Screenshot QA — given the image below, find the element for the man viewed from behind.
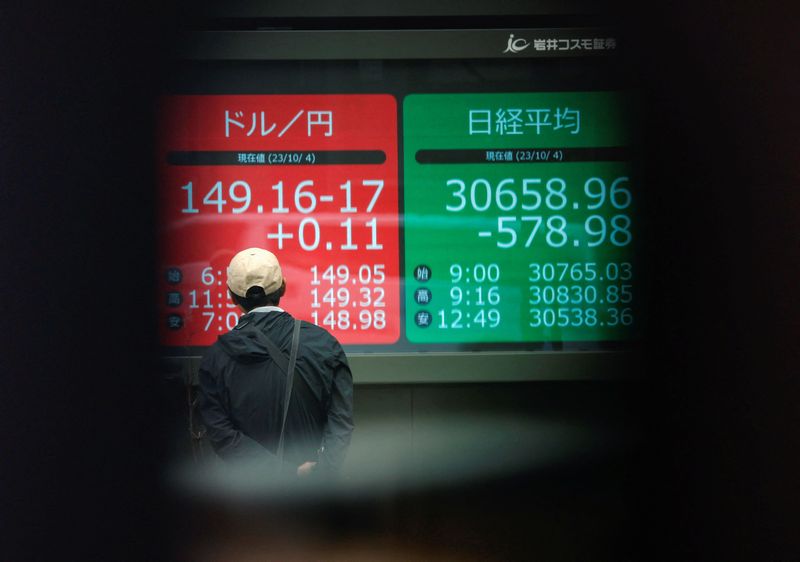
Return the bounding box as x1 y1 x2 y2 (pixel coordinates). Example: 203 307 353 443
197 248 354 478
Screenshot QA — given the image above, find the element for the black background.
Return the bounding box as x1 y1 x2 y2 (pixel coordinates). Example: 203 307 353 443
2 1 798 559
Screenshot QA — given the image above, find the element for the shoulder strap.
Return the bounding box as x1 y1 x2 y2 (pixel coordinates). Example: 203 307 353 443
277 319 301 461
248 318 302 464
250 325 289 375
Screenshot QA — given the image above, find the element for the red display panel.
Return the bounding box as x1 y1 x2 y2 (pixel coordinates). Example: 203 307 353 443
157 95 399 346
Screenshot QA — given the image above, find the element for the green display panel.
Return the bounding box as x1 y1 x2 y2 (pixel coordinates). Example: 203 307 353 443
403 92 639 344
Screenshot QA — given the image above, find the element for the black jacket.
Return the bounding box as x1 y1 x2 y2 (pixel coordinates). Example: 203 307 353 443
197 310 354 474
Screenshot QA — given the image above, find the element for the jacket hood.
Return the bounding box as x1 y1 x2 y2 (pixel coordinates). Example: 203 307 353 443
217 316 273 364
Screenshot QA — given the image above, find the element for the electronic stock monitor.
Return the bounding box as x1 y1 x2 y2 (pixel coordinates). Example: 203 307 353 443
157 27 643 382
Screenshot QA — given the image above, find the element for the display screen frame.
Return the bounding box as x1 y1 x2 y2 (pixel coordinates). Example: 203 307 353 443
158 26 645 382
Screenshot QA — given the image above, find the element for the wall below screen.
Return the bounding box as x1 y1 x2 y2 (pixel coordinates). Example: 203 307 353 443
345 380 640 480
350 383 641 560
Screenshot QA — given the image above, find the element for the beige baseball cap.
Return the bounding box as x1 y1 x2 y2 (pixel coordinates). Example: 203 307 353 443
226 248 284 297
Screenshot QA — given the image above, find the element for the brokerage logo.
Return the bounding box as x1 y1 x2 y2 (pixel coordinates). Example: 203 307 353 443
503 33 530 54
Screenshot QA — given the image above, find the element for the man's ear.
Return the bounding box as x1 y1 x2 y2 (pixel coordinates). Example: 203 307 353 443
278 280 286 298
229 288 246 312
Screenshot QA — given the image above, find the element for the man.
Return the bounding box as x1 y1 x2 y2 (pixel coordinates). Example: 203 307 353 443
197 247 354 478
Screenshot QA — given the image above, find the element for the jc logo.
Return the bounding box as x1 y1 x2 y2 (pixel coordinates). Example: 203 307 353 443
503 34 530 54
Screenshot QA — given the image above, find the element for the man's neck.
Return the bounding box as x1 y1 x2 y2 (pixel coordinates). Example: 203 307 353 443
248 305 285 314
